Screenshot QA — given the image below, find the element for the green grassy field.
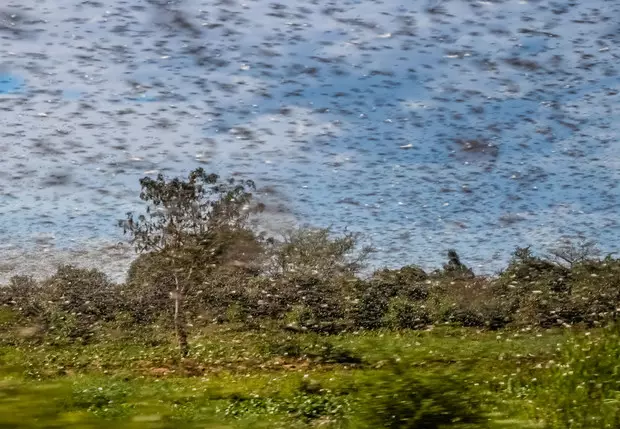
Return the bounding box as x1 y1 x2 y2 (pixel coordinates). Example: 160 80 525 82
1 321 618 429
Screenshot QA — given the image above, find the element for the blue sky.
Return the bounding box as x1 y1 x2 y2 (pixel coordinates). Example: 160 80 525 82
0 0 619 281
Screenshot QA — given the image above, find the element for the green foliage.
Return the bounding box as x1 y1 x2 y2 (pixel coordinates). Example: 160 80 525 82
283 305 314 330
260 334 363 365
225 302 250 324
120 168 264 314
426 278 511 329
370 265 430 301
354 287 389 330
313 342 362 365
120 168 265 356
3 243 618 340
353 266 430 330
0 378 213 429
123 228 263 323
224 388 351 423
383 297 431 330
501 246 568 286
0 307 18 327
563 258 620 325
46 311 88 343
267 227 372 281
352 365 485 429
41 266 118 320
0 275 43 319
36 266 120 342
494 247 619 327
279 275 347 330
532 323 620 428
120 168 260 253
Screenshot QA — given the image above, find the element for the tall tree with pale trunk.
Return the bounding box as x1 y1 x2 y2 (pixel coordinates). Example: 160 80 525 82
120 168 262 356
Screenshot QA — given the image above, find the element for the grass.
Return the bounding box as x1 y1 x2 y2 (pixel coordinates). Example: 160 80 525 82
0 322 616 428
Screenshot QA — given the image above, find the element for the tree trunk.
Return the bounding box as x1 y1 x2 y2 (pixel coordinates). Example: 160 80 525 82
173 275 189 357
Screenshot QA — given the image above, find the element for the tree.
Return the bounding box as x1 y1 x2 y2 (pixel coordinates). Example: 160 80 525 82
440 249 474 278
120 168 262 356
546 239 601 268
267 227 373 281
261 227 373 331
503 246 563 281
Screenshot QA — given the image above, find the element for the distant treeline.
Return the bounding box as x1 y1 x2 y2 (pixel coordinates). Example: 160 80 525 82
1 168 618 354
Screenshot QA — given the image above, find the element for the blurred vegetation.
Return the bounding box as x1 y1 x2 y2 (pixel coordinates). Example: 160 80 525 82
1 168 619 428
529 323 620 428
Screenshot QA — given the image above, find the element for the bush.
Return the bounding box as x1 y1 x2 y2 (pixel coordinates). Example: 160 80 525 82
354 287 390 330
494 249 620 327
492 247 568 327
264 274 352 332
42 266 118 318
0 275 44 319
38 266 121 341
563 258 620 326
289 275 346 324
261 334 362 365
311 342 363 365
500 247 568 284
283 305 314 330
123 252 177 322
352 364 485 429
383 297 431 330
426 278 511 329
353 267 430 330
371 266 429 300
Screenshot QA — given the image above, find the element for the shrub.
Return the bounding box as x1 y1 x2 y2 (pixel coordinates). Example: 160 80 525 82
352 364 485 429
266 227 372 282
371 265 429 301
0 308 20 333
0 278 45 343
497 246 569 294
264 274 352 332
426 278 511 329
494 247 572 327
353 266 430 330
0 275 44 319
38 266 121 340
311 342 363 365
261 335 362 365
123 252 176 322
562 258 620 326
495 248 620 327
42 266 118 317
354 287 390 330
383 297 431 330
283 305 313 330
